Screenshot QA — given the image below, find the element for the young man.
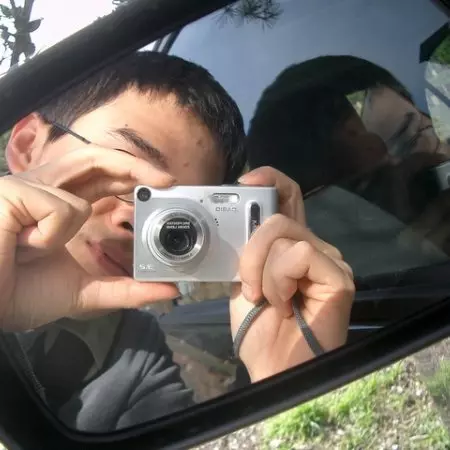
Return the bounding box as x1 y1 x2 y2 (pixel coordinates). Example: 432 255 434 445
245 55 449 276
246 55 449 221
0 51 354 431
245 55 393 196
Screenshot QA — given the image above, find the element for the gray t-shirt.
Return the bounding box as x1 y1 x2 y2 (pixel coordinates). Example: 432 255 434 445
16 309 194 432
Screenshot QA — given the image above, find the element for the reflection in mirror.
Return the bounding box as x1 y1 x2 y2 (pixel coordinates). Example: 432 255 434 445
1 0 450 436
246 54 450 276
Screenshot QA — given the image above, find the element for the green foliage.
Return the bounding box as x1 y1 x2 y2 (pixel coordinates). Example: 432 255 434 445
431 35 450 65
266 402 330 447
425 360 450 407
347 90 366 116
263 362 450 450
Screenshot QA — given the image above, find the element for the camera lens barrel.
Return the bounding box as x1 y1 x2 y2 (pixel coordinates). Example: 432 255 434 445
159 218 197 256
148 209 206 266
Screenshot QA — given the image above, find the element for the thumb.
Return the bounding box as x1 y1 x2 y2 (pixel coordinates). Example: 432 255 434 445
77 276 180 312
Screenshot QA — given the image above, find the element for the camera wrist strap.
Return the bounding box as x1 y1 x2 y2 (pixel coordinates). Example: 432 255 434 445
232 295 325 360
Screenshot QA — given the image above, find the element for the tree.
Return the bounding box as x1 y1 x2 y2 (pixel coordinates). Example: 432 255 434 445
0 0 42 69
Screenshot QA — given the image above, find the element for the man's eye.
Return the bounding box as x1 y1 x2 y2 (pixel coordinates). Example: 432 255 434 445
389 112 416 143
113 148 136 158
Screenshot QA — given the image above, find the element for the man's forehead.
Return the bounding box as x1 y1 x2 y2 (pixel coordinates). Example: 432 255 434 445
367 86 413 109
73 89 209 142
70 89 225 184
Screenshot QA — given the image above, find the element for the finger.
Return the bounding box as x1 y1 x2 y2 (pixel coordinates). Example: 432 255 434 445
333 258 354 279
261 238 296 318
0 179 87 252
77 277 180 313
16 182 92 259
238 166 343 257
17 146 176 202
269 240 354 308
240 214 342 302
238 166 305 222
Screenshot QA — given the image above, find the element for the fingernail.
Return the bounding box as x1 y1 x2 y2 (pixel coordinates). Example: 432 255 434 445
242 283 254 302
166 175 177 186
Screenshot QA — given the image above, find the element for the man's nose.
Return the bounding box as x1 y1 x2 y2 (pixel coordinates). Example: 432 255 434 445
111 204 134 236
121 220 134 234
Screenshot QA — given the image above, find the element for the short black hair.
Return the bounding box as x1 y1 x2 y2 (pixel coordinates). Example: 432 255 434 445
38 51 246 183
246 55 412 192
247 85 356 193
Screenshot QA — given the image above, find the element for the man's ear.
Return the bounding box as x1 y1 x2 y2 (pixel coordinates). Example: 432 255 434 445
5 113 48 173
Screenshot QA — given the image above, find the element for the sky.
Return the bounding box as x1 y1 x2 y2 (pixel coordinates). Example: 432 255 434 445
31 0 115 52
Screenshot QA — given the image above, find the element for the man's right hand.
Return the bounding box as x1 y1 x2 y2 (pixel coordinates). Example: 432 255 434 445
0 146 180 331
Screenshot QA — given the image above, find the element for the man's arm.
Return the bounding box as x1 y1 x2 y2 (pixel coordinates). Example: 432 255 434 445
115 309 195 430
55 309 194 432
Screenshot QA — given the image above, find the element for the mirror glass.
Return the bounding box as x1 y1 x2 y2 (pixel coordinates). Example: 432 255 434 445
1 0 450 434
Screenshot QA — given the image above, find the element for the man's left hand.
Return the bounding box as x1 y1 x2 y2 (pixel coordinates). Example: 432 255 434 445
230 167 355 381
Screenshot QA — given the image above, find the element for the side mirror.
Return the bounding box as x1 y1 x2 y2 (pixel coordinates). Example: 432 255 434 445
0 1 450 449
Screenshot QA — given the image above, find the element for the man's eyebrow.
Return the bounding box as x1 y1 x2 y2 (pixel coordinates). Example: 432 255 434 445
110 127 168 170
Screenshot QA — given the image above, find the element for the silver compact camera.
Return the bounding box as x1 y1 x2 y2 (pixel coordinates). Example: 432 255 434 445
133 185 278 282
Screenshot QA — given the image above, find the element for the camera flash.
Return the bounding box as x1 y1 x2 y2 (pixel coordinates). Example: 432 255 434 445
210 193 240 204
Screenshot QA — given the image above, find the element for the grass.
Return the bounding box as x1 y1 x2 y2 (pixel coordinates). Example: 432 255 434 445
263 360 450 450
426 360 450 407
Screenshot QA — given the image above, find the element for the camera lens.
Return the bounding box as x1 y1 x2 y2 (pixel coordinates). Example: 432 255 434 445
137 187 151 202
159 218 197 256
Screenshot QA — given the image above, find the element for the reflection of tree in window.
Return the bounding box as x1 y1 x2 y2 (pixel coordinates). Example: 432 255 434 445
215 0 282 28
114 0 283 28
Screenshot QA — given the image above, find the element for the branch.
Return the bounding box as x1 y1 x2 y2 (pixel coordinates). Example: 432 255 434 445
7 0 37 68
215 0 282 29
9 0 17 14
0 38 11 66
23 0 34 19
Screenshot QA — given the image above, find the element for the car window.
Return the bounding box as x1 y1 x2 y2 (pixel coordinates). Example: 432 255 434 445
167 0 450 279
